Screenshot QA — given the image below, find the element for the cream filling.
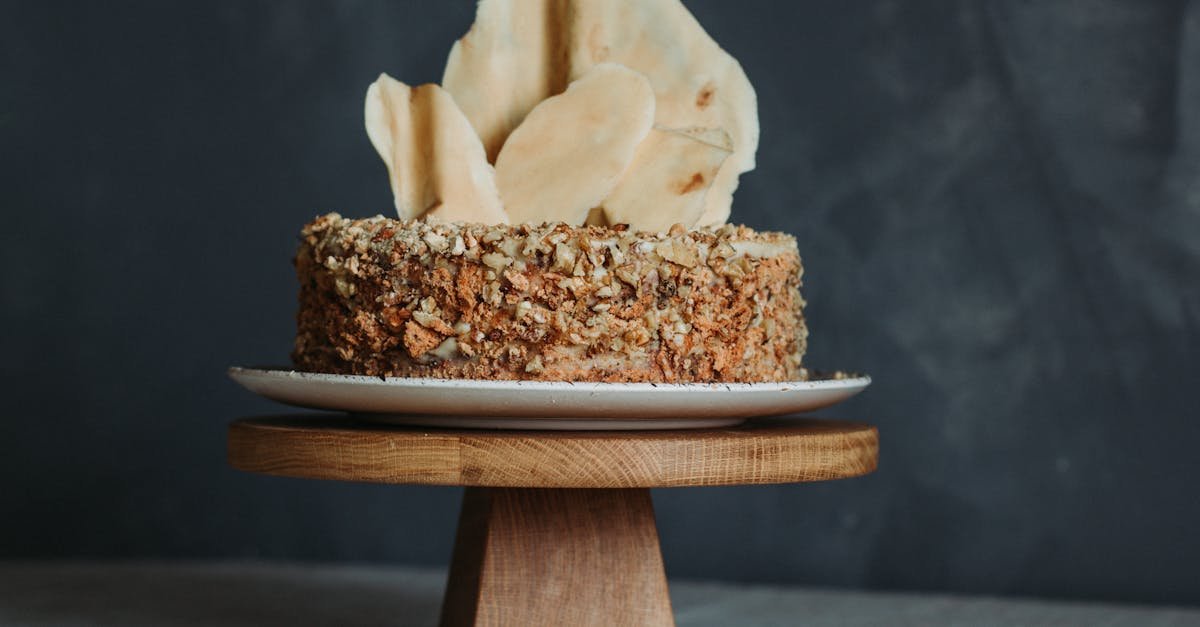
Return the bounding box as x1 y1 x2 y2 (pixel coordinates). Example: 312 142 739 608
730 240 794 259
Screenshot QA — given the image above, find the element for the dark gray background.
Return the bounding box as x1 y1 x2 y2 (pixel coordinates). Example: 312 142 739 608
3 0 1199 608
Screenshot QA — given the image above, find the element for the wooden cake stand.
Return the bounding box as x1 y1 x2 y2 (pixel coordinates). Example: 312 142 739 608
228 415 878 627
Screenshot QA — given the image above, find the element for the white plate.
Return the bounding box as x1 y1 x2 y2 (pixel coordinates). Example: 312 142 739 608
228 367 870 430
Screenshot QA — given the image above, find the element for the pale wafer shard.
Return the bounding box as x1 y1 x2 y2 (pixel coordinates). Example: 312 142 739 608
442 0 576 162
442 0 757 226
568 0 756 226
364 74 508 223
494 64 655 226
601 126 732 232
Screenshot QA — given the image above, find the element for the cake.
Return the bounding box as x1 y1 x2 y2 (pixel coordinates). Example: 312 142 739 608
293 214 806 383
290 0 812 383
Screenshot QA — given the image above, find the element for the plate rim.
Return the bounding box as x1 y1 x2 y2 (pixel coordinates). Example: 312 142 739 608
228 365 872 392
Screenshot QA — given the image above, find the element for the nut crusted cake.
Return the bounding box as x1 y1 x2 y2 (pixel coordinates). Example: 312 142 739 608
293 213 807 383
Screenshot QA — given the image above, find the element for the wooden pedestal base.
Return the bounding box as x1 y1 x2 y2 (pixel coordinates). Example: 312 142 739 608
228 415 879 626
441 488 672 627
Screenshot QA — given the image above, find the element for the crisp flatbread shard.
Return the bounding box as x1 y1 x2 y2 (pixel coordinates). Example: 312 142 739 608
568 0 756 226
601 126 732 232
442 0 757 226
494 63 655 226
442 0 577 163
364 74 508 224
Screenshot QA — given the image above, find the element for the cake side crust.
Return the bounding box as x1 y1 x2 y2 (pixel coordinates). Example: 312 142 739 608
292 213 807 383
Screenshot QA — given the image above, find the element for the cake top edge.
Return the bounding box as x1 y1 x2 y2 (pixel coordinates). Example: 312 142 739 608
302 212 797 251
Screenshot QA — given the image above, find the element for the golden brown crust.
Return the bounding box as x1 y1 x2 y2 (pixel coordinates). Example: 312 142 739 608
292 213 807 382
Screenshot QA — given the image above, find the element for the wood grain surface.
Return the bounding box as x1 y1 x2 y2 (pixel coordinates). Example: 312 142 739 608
440 487 672 627
227 415 878 488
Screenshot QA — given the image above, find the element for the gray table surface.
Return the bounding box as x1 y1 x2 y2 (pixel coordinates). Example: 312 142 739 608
0 561 1196 626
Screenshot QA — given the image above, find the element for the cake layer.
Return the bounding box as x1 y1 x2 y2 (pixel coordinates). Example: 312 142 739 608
293 213 807 383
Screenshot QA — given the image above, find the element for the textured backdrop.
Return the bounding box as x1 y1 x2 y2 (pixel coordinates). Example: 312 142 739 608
3 0 1199 606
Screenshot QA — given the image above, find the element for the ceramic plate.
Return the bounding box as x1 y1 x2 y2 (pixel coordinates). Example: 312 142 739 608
228 367 870 430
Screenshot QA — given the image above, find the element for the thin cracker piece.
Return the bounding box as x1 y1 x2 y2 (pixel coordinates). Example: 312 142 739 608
364 74 507 223
601 126 732 232
567 0 757 226
443 0 757 226
442 0 576 163
494 64 655 226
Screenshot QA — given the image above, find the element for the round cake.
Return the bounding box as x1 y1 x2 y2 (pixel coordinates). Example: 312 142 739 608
292 213 807 383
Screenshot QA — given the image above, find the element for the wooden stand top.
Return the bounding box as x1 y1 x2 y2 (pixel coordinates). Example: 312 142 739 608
228 415 878 488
